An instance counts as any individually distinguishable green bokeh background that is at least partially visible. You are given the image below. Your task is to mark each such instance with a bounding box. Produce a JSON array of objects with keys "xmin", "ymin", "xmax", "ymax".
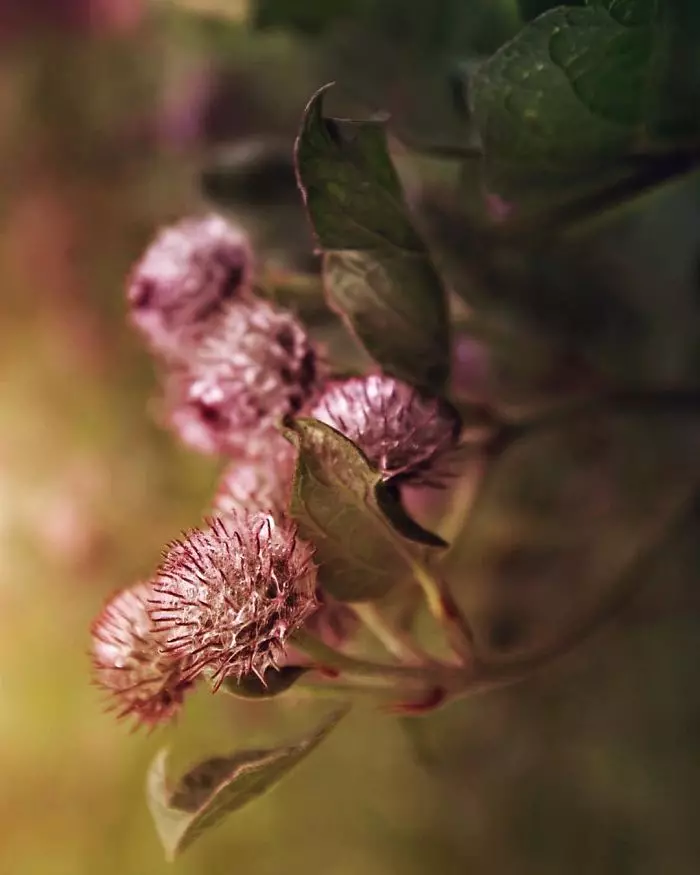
[{"xmin": 1, "ymin": 2, "xmax": 699, "ymax": 874}]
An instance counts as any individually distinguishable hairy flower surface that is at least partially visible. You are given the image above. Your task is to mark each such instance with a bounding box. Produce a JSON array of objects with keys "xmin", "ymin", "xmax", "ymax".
[
  {"xmin": 214, "ymin": 433, "xmax": 297, "ymax": 517},
  {"xmin": 149, "ymin": 513, "xmax": 318, "ymax": 684},
  {"xmin": 127, "ymin": 214, "xmax": 252, "ymax": 358},
  {"xmin": 91, "ymin": 582, "xmax": 191, "ymax": 728},
  {"xmin": 310, "ymin": 374, "xmax": 461, "ymax": 481},
  {"xmin": 167, "ymin": 298, "xmax": 325, "ymax": 455}
]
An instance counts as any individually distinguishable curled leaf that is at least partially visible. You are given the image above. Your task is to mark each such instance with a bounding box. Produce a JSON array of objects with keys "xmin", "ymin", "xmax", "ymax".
[
  {"xmin": 295, "ymin": 84, "xmax": 450, "ymax": 391},
  {"xmin": 285, "ymin": 418, "xmax": 443, "ymax": 601},
  {"xmin": 147, "ymin": 707, "xmax": 347, "ymax": 859}
]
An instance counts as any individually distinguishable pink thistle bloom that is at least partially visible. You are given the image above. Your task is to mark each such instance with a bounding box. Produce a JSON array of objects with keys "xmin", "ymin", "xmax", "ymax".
[
  {"xmin": 149, "ymin": 513, "xmax": 318, "ymax": 685},
  {"xmin": 309, "ymin": 373, "xmax": 461, "ymax": 482},
  {"xmin": 127, "ymin": 214, "xmax": 252, "ymax": 360},
  {"xmin": 90, "ymin": 582, "xmax": 191, "ymax": 729},
  {"xmin": 214, "ymin": 433, "xmax": 297, "ymax": 518},
  {"xmin": 166, "ymin": 298, "xmax": 325, "ymax": 456}
]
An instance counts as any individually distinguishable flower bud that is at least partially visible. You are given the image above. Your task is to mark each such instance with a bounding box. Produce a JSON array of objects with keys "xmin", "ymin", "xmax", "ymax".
[
  {"xmin": 310, "ymin": 373, "xmax": 461, "ymax": 481},
  {"xmin": 167, "ymin": 298, "xmax": 325, "ymax": 456},
  {"xmin": 90, "ymin": 582, "xmax": 191, "ymax": 728},
  {"xmin": 127, "ymin": 214, "xmax": 252, "ymax": 359},
  {"xmin": 149, "ymin": 512, "xmax": 318, "ymax": 684},
  {"xmin": 214, "ymin": 433, "xmax": 297, "ymax": 517}
]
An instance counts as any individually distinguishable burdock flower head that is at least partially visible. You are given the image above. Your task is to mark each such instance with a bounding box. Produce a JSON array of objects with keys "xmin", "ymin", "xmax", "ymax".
[
  {"xmin": 149, "ymin": 512, "xmax": 318, "ymax": 684},
  {"xmin": 310, "ymin": 373, "xmax": 461, "ymax": 482},
  {"xmin": 167, "ymin": 298, "xmax": 325, "ymax": 456},
  {"xmin": 127, "ymin": 214, "xmax": 252, "ymax": 358},
  {"xmin": 90, "ymin": 582, "xmax": 191, "ymax": 728},
  {"xmin": 214, "ymin": 433, "xmax": 297, "ymax": 518}
]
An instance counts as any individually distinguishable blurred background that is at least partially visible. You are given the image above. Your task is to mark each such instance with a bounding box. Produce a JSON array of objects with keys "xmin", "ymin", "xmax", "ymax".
[{"xmin": 1, "ymin": 1, "xmax": 699, "ymax": 873}]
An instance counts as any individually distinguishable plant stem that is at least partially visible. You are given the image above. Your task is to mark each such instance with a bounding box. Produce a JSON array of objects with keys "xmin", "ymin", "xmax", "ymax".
[
  {"xmin": 368, "ymin": 503, "xmax": 477, "ymax": 665},
  {"xmin": 291, "ymin": 629, "xmax": 464, "ymax": 691},
  {"xmin": 403, "ymin": 555, "xmax": 476, "ymax": 665},
  {"xmin": 349, "ymin": 602, "xmax": 429, "ymax": 665},
  {"xmin": 294, "ymin": 489, "xmax": 692, "ymax": 711}
]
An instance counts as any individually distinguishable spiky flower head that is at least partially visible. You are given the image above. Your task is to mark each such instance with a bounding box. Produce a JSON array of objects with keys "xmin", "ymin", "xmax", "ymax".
[
  {"xmin": 127, "ymin": 214, "xmax": 252, "ymax": 358},
  {"xmin": 166, "ymin": 298, "xmax": 325, "ymax": 456},
  {"xmin": 90, "ymin": 582, "xmax": 191, "ymax": 728},
  {"xmin": 214, "ymin": 433, "xmax": 297, "ymax": 518},
  {"xmin": 283, "ymin": 593, "xmax": 359, "ymax": 668},
  {"xmin": 310, "ymin": 373, "xmax": 461, "ymax": 482},
  {"xmin": 149, "ymin": 512, "xmax": 318, "ymax": 684}
]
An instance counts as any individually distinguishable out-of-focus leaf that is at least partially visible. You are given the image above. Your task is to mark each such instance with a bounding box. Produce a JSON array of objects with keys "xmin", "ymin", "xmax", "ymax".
[
  {"xmin": 419, "ymin": 197, "xmax": 645, "ymax": 409},
  {"xmin": 147, "ymin": 708, "xmax": 347, "ymax": 859},
  {"xmin": 518, "ymin": 1, "xmax": 585, "ymax": 22},
  {"xmin": 472, "ymin": 2, "xmax": 655, "ymax": 197},
  {"xmin": 219, "ymin": 666, "xmax": 310, "ymax": 699},
  {"xmin": 648, "ymin": 0, "xmax": 700, "ymax": 140},
  {"xmin": 253, "ymin": 0, "xmax": 356, "ymax": 36},
  {"xmin": 285, "ymin": 418, "xmax": 442, "ymax": 601},
  {"xmin": 200, "ymin": 141, "xmax": 300, "ymax": 207},
  {"xmin": 295, "ymin": 84, "xmax": 450, "ymax": 391},
  {"xmin": 257, "ymin": 269, "xmax": 330, "ymax": 323},
  {"xmin": 446, "ymin": 408, "xmax": 700, "ymax": 660}
]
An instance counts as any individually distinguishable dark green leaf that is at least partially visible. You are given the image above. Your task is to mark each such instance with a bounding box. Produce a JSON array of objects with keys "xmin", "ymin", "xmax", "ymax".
[
  {"xmin": 285, "ymin": 418, "xmax": 436, "ymax": 601},
  {"xmin": 219, "ymin": 666, "xmax": 310, "ymax": 699},
  {"xmin": 374, "ymin": 479, "xmax": 448, "ymax": 548},
  {"xmin": 322, "ymin": 250, "xmax": 450, "ymax": 391},
  {"xmin": 446, "ymin": 408, "xmax": 700, "ymax": 660},
  {"xmin": 146, "ymin": 707, "xmax": 347, "ymax": 859},
  {"xmin": 472, "ymin": 3, "xmax": 655, "ymax": 197},
  {"xmin": 295, "ymin": 84, "xmax": 450, "ymax": 391},
  {"xmin": 296, "ymin": 86, "xmax": 423, "ymax": 251}
]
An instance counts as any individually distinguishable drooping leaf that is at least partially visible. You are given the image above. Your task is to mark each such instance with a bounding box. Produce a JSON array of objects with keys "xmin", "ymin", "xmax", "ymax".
[
  {"xmin": 446, "ymin": 408, "xmax": 700, "ymax": 661},
  {"xmin": 147, "ymin": 707, "xmax": 347, "ymax": 859},
  {"xmin": 374, "ymin": 479, "xmax": 449, "ymax": 548},
  {"xmin": 285, "ymin": 418, "xmax": 442, "ymax": 601},
  {"xmin": 471, "ymin": 2, "xmax": 656, "ymax": 197},
  {"xmin": 219, "ymin": 666, "xmax": 310, "ymax": 699},
  {"xmin": 295, "ymin": 84, "xmax": 450, "ymax": 392}
]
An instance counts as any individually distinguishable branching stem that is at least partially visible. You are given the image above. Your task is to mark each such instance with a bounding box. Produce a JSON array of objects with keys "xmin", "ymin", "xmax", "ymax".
[{"xmin": 349, "ymin": 602, "xmax": 430, "ymax": 665}]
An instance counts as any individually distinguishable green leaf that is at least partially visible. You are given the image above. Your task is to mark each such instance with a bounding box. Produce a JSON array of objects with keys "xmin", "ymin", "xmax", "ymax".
[
  {"xmin": 146, "ymin": 708, "xmax": 347, "ymax": 860},
  {"xmin": 446, "ymin": 408, "xmax": 700, "ymax": 660},
  {"xmin": 219, "ymin": 666, "xmax": 310, "ymax": 699},
  {"xmin": 295, "ymin": 84, "xmax": 450, "ymax": 391},
  {"xmin": 472, "ymin": 2, "xmax": 655, "ymax": 197},
  {"xmin": 374, "ymin": 479, "xmax": 449, "ymax": 548},
  {"xmin": 322, "ymin": 250, "xmax": 450, "ymax": 391},
  {"xmin": 285, "ymin": 418, "xmax": 439, "ymax": 601}
]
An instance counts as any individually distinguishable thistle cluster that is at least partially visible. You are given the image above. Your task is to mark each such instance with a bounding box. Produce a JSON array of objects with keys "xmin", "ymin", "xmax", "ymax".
[{"xmin": 91, "ymin": 213, "xmax": 462, "ymax": 727}]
